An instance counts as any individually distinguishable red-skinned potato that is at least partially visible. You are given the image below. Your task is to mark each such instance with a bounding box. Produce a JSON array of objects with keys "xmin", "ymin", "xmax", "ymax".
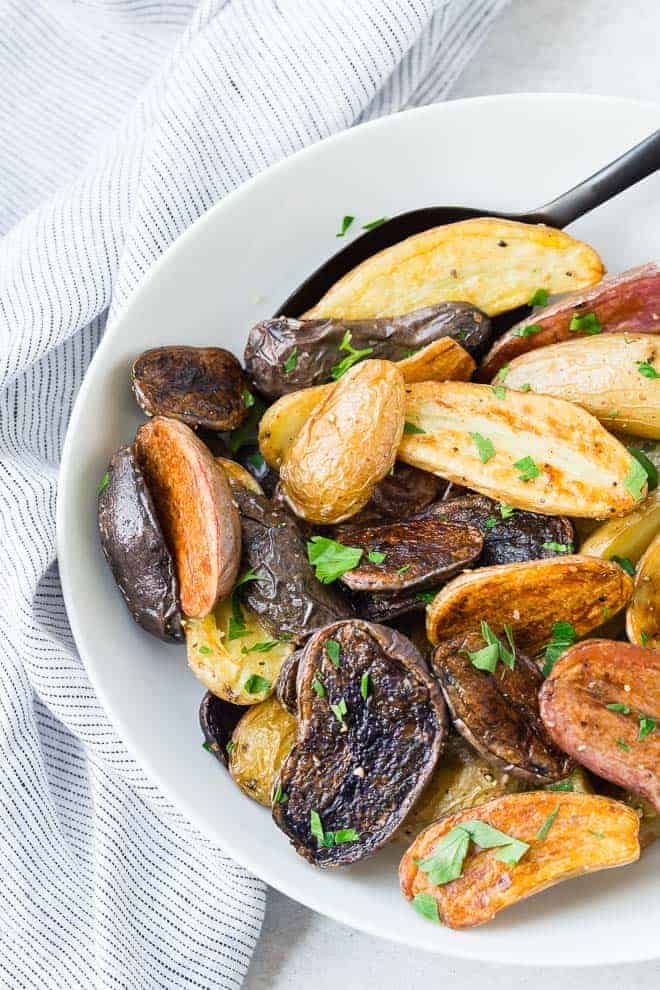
[
  {"xmin": 399, "ymin": 791, "xmax": 640, "ymax": 929},
  {"xmin": 135, "ymin": 416, "xmax": 241, "ymax": 617},
  {"xmin": 539, "ymin": 640, "xmax": 660, "ymax": 811},
  {"xmin": 479, "ymin": 262, "xmax": 660, "ymax": 380}
]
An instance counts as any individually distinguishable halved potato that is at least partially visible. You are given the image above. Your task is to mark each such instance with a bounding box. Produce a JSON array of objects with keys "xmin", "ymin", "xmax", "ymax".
[
  {"xmin": 399, "ymin": 791, "xmax": 639, "ymax": 929},
  {"xmin": 426, "ymin": 556, "xmax": 633, "ymax": 649},
  {"xmin": 540, "ymin": 640, "xmax": 660, "ymax": 810},
  {"xmin": 280, "ymin": 360, "xmax": 405, "ymax": 523},
  {"xmin": 135, "ymin": 417, "xmax": 241, "ymax": 617},
  {"xmin": 399, "ymin": 382, "xmax": 643, "ymax": 518},
  {"xmin": 503, "ymin": 335, "xmax": 660, "ymax": 438},
  {"xmin": 580, "ymin": 489, "xmax": 660, "ymax": 563},
  {"xmin": 229, "ymin": 698, "xmax": 297, "ymax": 806},
  {"xmin": 216, "ymin": 456, "xmax": 264, "ymax": 494},
  {"xmin": 627, "ymin": 531, "xmax": 660, "ymax": 647},
  {"xmin": 186, "ymin": 597, "xmax": 294, "ymax": 705},
  {"xmin": 305, "ymin": 218, "xmax": 603, "ymax": 320},
  {"xmin": 395, "ymin": 336, "xmax": 475, "ymax": 384},
  {"xmin": 479, "ymin": 261, "xmax": 660, "ymax": 380}
]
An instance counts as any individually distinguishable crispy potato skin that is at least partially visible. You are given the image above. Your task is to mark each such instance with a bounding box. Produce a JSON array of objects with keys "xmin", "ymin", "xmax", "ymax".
[
  {"xmin": 132, "ymin": 346, "xmax": 250, "ymax": 430},
  {"xmin": 273, "ymin": 620, "xmax": 448, "ymax": 867},
  {"xmin": 399, "ymin": 381, "xmax": 643, "ymax": 518},
  {"xmin": 503, "ymin": 334, "xmax": 660, "ymax": 438},
  {"xmin": 426, "ymin": 556, "xmax": 633, "ymax": 649},
  {"xmin": 280, "ymin": 360, "xmax": 405, "ymax": 524},
  {"xmin": 480, "ymin": 262, "xmax": 660, "ymax": 380},
  {"xmin": 539, "ymin": 641, "xmax": 660, "ymax": 811},
  {"xmin": 580, "ymin": 489, "xmax": 660, "ymax": 564},
  {"xmin": 305, "ymin": 218, "xmax": 603, "ymax": 320},
  {"xmin": 135, "ymin": 417, "xmax": 241, "ymax": 617},
  {"xmin": 432, "ymin": 634, "xmax": 572, "ymax": 783},
  {"xmin": 395, "ymin": 337, "xmax": 474, "ymax": 384},
  {"xmin": 229, "ymin": 698, "xmax": 297, "ymax": 806},
  {"xmin": 399, "ymin": 792, "xmax": 639, "ymax": 929},
  {"xmin": 186, "ymin": 598, "xmax": 294, "ymax": 704},
  {"xmin": 626, "ymin": 531, "xmax": 660, "ymax": 647}
]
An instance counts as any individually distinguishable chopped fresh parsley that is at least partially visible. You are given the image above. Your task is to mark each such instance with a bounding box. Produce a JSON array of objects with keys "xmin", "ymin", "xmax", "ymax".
[
  {"xmin": 396, "ymin": 564, "xmax": 411, "ymax": 575},
  {"xmin": 247, "ymin": 451, "xmax": 266, "ymax": 471},
  {"xmin": 198, "ymin": 644, "xmax": 213, "ymax": 655},
  {"xmin": 310, "ymin": 811, "xmax": 358, "ymax": 849},
  {"xmin": 546, "ymin": 778, "xmax": 574, "ymax": 792},
  {"xmin": 367, "ymin": 550, "xmax": 386, "ymax": 564},
  {"xmin": 542, "ymin": 620, "xmax": 577, "ymax": 676},
  {"xmin": 228, "ymin": 569, "xmax": 262, "ymax": 639},
  {"xmin": 470, "ymin": 432, "xmax": 495, "ymax": 464},
  {"xmin": 467, "ymin": 620, "xmax": 515, "ymax": 673},
  {"xmin": 529, "ymin": 288, "xmax": 549, "ymax": 307},
  {"xmin": 241, "ymin": 640, "xmax": 279, "ymax": 654},
  {"xmin": 542, "ymin": 541, "xmax": 573, "ymax": 554},
  {"xmin": 639, "ymin": 715, "xmax": 656, "ymax": 741},
  {"xmin": 227, "ymin": 397, "xmax": 266, "ymax": 453},
  {"xmin": 312, "ymin": 675, "xmax": 326, "ymax": 698},
  {"xmin": 226, "ymin": 740, "xmax": 235, "ymax": 755},
  {"xmin": 484, "ymin": 516, "xmax": 498, "ymax": 530},
  {"xmin": 569, "ymin": 311, "xmax": 602, "ymax": 335},
  {"xmin": 641, "ymin": 631, "xmax": 650, "ymax": 646},
  {"xmin": 415, "ymin": 589, "xmax": 439, "ymax": 604},
  {"xmin": 536, "ymin": 806, "xmax": 559, "ymax": 841},
  {"xmin": 623, "ymin": 457, "xmax": 648, "ymax": 501},
  {"xmin": 628, "ymin": 447, "xmax": 658, "ymax": 492},
  {"xmin": 242, "ymin": 389, "xmax": 255, "ymax": 408},
  {"xmin": 416, "ymin": 820, "xmax": 529, "ymax": 887},
  {"xmin": 310, "ymin": 810, "xmax": 330, "ymax": 847},
  {"xmin": 97, "ymin": 472, "xmax": 110, "ymax": 496},
  {"xmin": 404, "ymin": 421, "xmax": 426, "ymax": 435},
  {"xmin": 330, "ymin": 698, "xmax": 348, "ymax": 724},
  {"xmin": 411, "ymin": 892, "xmax": 440, "ymax": 923},
  {"xmin": 610, "ymin": 555, "xmax": 636, "ymax": 577},
  {"xmin": 513, "ymin": 324, "xmax": 542, "ymax": 338},
  {"xmin": 606, "ymin": 702, "xmax": 630, "ymax": 714},
  {"xmin": 519, "ymin": 383, "xmax": 532, "ymax": 392},
  {"xmin": 499, "ymin": 503, "xmax": 515, "ymax": 519},
  {"xmin": 360, "ymin": 672, "xmax": 370, "ymax": 701},
  {"xmin": 514, "ymin": 455, "xmax": 540, "ymax": 482},
  {"xmin": 307, "ymin": 536, "xmax": 363, "ymax": 583},
  {"xmin": 492, "ymin": 385, "xmax": 507, "ymax": 400},
  {"xmin": 334, "ymin": 828, "xmax": 359, "ymax": 843},
  {"xmin": 202, "ymin": 741, "xmax": 212, "ymax": 753},
  {"xmin": 336, "ymin": 214, "xmax": 355, "ymax": 237},
  {"xmin": 325, "ymin": 640, "xmax": 341, "ymax": 667},
  {"xmin": 637, "ymin": 360, "xmax": 660, "ymax": 379},
  {"xmin": 243, "ymin": 674, "xmax": 271, "ymax": 695},
  {"xmin": 362, "ymin": 216, "xmax": 387, "ymax": 230},
  {"xmin": 330, "ymin": 330, "xmax": 374, "ymax": 380},
  {"xmin": 283, "ymin": 347, "xmax": 299, "ymax": 374},
  {"xmin": 273, "ymin": 784, "xmax": 288, "ymax": 804},
  {"xmin": 494, "ymin": 363, "xmax": 510, "ymax": 384},
  {"xmin": 616, "ymin": 738, "xmax": 631, "ymax": 751}
]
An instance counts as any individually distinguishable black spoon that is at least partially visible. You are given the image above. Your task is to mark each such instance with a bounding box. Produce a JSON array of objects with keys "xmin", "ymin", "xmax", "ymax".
[{"xmin": 276, "ymin": 128, "xmax": 660, "ymax": 319}]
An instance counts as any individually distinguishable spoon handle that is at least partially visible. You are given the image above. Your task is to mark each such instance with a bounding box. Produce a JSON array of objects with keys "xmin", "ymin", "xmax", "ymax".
[{"xmin": 536, "ymin": 129, "xmax": 660, "ymax": 229}]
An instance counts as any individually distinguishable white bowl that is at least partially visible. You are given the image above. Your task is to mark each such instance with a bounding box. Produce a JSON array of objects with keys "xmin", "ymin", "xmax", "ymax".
[{"xmin": 58, "ymin": 94, "xmax": 660, "ymax": 965}]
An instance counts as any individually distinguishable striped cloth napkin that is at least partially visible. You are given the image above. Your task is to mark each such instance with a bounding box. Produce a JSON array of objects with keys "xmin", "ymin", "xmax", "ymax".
[{"xmin": 0, "ymin": 2, "xmax": 507, "ymax": 987}]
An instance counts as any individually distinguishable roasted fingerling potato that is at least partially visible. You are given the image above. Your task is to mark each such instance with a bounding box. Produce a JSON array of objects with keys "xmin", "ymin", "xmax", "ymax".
[
  {"xmin": 229, "ymin": 698, "xmax": 297, "ymax": 806},
  {"xmin": 626, "ymin": 531, "xmax": 660, "ymax": 648}
]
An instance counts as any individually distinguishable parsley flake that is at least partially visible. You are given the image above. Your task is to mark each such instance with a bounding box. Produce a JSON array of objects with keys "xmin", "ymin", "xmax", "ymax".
[
  {"xmin": 624, "ymin": 457, "xmax": 648, "ymax": 501},
  {"xmin": 610, "ymin": 555, "xmax": 636, "ymax": 577},
  {"xmin": 247, "ymin": 451, "xmax": 266, "ymax": 471},
  {"xmin": 334, "ymin": 828, "xmax": 359, "ymax": 844},
  {"xmin": 616, "ymin": 738, "xmax": 631, "ymax": 751},
  {"xmin": 242, "ymin": 389, "xmax": 255, "ymax": 408},
  {"xmin": 312, "ymin": 675, "xmax": 326, "ymax": 699},
  {"xmin": 513, "ymin": 324, "xmax": 542, "ymax": 338},
  {"xmin": 273, "ymin": 784, "xmax": 288, "ymax": 804},
  {"xmin": 325, "ymin": 640, "xmax": 341, "ymax": 667},
  {"xmin": 546, "ymin": 778, "xmax": 574, "ymax": 792},
  {"xmin": 360, "ymin": 672, "xmax": 370, "ymax": 701},
  {"xmin": 97, "ymin": 472, "xmax": 110, "ymax": 496},
  {"xmin": 241, "ymin": 640, "xmax": 279, "ymax": 654},
  {"xmin": 492, "ymin": 385, "xmax": 507, "ymax": 400},
  {"xmin": 569, "ymin": 312, "xmax": 602, "ymax": 335},
  {"xmin": 415, "ymin": 589, "xmax": 439, "ymax": 604},
  {"xmin": 362, "ymin": 216, "xmax": 387, "ymax": 230},
  {"xmin": 367, "ymin": 550, "xmax": 386, "ymax": 564},
  {"xmin": 412, "ymin": 893, "xmax": 440, "ymax": 923},
  {"xmin": 330, "ymin": 330, "xmax": 374, "ymax": 380},
  {"xmin": 336, "ymin": 215, "xmax": 355, "ymax": 237},
  {"xmin": 637, "ymin": 360, "xmax": 660, "ymax": 379},
  {"xmin": 514, "ymin": 455, "xmax": 540, "ymax": 482},
  {"xmin": 536, "ymin": 806, "xmax": 559, "ymax": 841},
  {"xmin": 404, "ymin": 421, "xmax": 426, "ymax": 435},
  {"xmin": 484, "ymin": 516, "xmax": 498, "ymax": 530},
  {"xmin": 467, "ymin": 620, "xmax": 515, "ymax": 672},
  {"xmin": 243, "ymin": 674, "xmax": 271, "ymax": 695},
  {"xmin": 607, "ymin": 702, "xmax": 631, "ymax": 714},
  {"xmin": 639, "ymin": 715, "xmax": 656, "ymax": 741},
  {"xmin": 226, "ymin": 740, "xmax": 235, "ymax": 755},
  {"xmin": 416, "ymin": 820, "xmax": 529, "ymax": 887},
  {"xmin": 529, "ymin": 288, "xmax": 549, "ymax": 307},
  {"xmin": 202, "ymin": 741, "xmax": 212, "ymax": 753},
  {"xmin": 470, "ymin": 432, "xmax": 495, "ymax": 464},
  {"xmin": 542, "ymin": 621, "xmax": 577, "ymax": 676},
  {"xmin": 542, "ymin": 541, "xmax": 573, "ymax": 554},
  {"xmin": 628, "ymin": 447, "xmax": 658, "ymax": 491},
  {"xmin": 283, "ymin": 347, "xmax": 299, "ymax": 374},
  {"xmin": 307, "ymin": 536, "xmax": 363, "ymax": 583},
  {"xmin": 494, "ymin": 363, "xmax": 510, "ymax": 384},
  {"xmin": 641, "ymin": 631, "xmax": 650, "ymax": 646},
  {"xmin": 330, "ymin": 698, "xmax": 348, "ymax": 723},
  {"xmin": 499, "ymin": 503, "xmax": 515, "ymax": 519},
  {"xmin": 198, "ymin": 645, "xmax": 213, "ymax": 655},
  {"xmin": 396, "ymin": 564, "xmax": 411, "ymax": 575},
  {"xmin": 519, "ymin": 383, "xmax": 532, "ymax": 392}
]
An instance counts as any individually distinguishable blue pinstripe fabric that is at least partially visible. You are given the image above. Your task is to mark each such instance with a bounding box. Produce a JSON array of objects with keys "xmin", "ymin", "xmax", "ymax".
[{"xmin": 0, "ymin": 1, "xmax": 507, "ymax": 986}]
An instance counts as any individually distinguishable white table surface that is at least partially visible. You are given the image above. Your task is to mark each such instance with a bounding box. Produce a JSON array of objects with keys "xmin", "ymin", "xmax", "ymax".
[{"xmin": 244, "ymin": 1, "xmax": 660, "ymax": 985}]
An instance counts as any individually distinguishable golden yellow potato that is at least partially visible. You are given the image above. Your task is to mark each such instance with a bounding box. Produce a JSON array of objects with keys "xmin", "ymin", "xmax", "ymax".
[
  {"xmin": 305, "ymin": 218, "xmax": 603, "ymax": 320},
  {"xmin": 395, "ymin": 336, "xmax": 475, "ymax": 384},
  {"xmin": 259, "ymin": 384, "xmax": 328, "ymax": 470},
  {"xmin": 399, "ymin": 381, "xmax": 644, "ymax": 518},
  {"xmin": 504, "ymin": 334, "xmax": 660, "ymax": 439},
  {"xmin": 280, "ymin": 359, "xmax": 405, "ymax": 523},
  {"xmin": 229, "ymin": 698, "xmax": 297, "ymax": 806},
  {"xmin": 580, "ymin": 489, "xmax": 660, "ymax": 563},
  {"xmin": 626, "ymin": 531, "xmax": 660, "ymax": 647},
  {"xmin": 216, "ymin": 457, "xmax": 263, "ymax": 494},
  {"xmin": 186, "ymin": 598, "xmax": 293, "ymax": 705}
]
